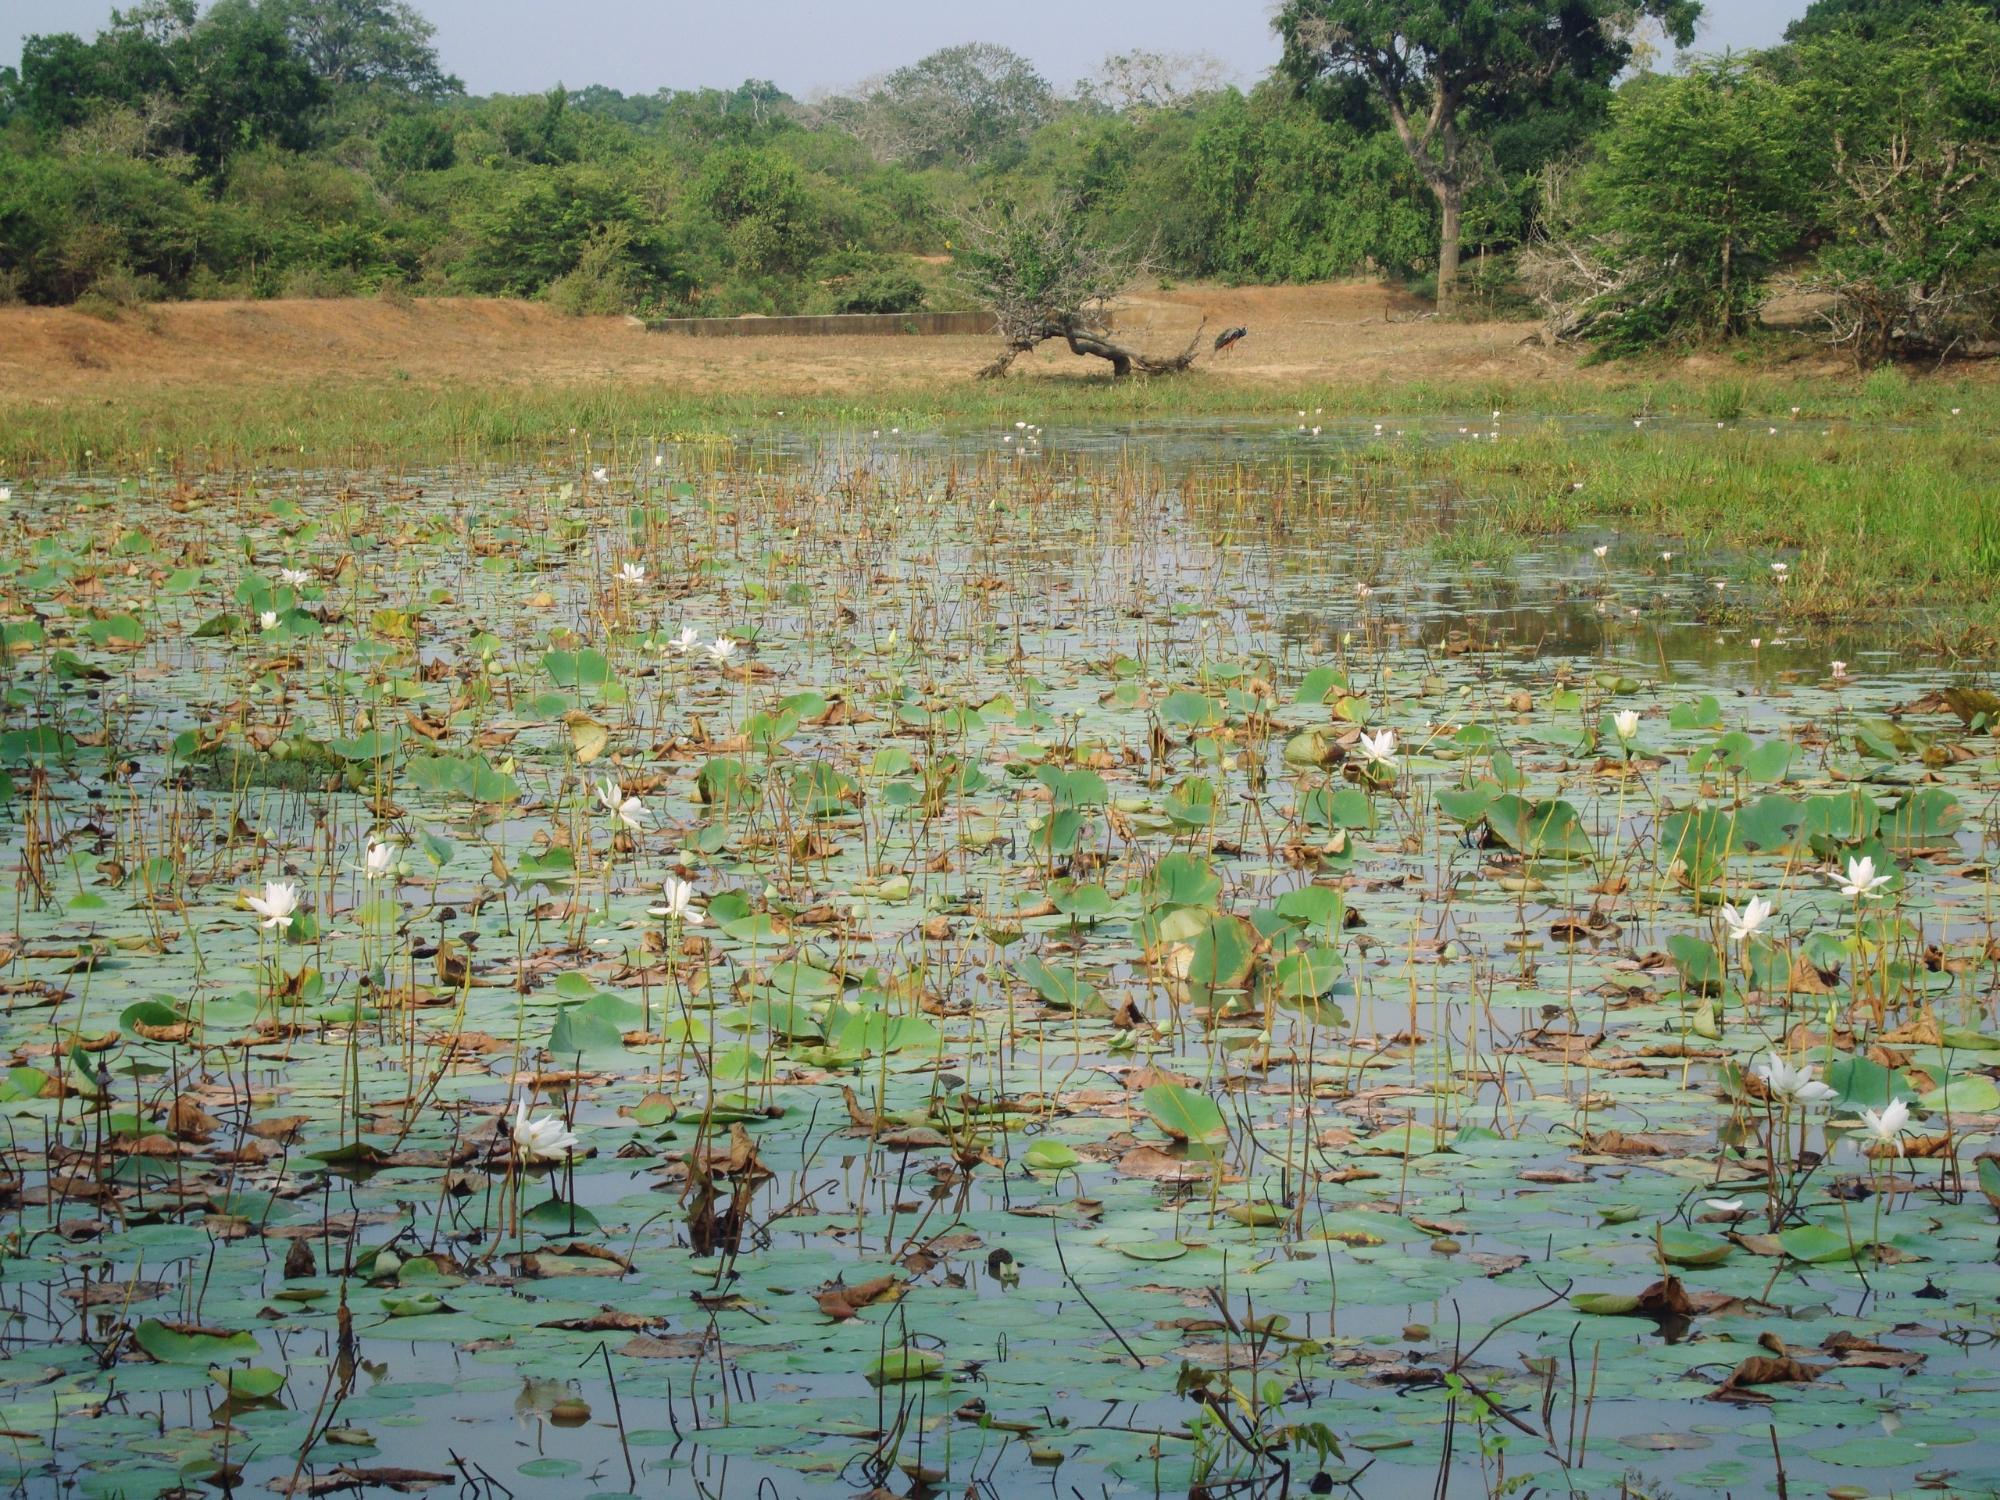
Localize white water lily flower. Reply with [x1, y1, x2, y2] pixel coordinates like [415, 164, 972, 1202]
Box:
[278, 567, 312, 588]
[708, 636, 738, 665]
[1592, 545, 1609, 559]
[618, 561, 646, 586]
[1612, 709, 1640, 740]
[596, 778, 647, 830]
[259, 610, 279, 631]
[1356, 728, 1397, 768]
[245, 880, 299, 930]
[591, 466, 608, 482]
[363, 841, 396, 878]
[1830, 659, 1848, 678]
[1754, 1052, 1836, 1105]
[647, 876, 706, 926]
[0, 487, 11, 502]
[1860, 1098, 1912, 1155]
[1659, 551, 1673, 563]
[1720, 896, 1774, 943]
[511, 1097, 580, 1163]
[1770, 562, 1788, 578]
[670, 625, 701, 654]
[1838, 855, 1891, 899]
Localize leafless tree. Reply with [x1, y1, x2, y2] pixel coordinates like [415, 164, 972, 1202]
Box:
[1083, 49, 1235, 112]
[953, 195, 1205, 379]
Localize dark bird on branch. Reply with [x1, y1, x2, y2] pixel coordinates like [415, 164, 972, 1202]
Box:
[1213, 326, 1248, 352]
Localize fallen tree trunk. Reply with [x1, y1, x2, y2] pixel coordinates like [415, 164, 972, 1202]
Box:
[976, 317, 1206, 380]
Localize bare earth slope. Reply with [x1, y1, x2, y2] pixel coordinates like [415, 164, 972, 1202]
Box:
[0, 283, 1567, 404]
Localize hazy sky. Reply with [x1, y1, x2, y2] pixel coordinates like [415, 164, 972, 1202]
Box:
[5, 1, 1815, 96]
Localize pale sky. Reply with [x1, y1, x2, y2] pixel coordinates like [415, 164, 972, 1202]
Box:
[6, 0, 1814, 96]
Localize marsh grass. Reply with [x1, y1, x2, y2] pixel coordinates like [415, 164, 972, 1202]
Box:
[1420, 417, 2000, 631]
[5, 369, 1993, 633]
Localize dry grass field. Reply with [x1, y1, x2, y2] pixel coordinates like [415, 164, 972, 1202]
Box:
[0, 281, 1578, 405]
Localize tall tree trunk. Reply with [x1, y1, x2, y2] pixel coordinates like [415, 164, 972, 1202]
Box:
[1435, 181, 1464, 313]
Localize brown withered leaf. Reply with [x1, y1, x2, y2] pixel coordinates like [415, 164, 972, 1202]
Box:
[539, 1309, 653, 1332]
[1117, 1146, 1220, 1183]
[167, 1098, 220, 1138]
[1822, 1331, 1926, 1370]
[274, 1465, 454, 1495]
[814, 1274, 900, 1321]
[1582, 1130, 1675, 1157]
[1709, 1354, 1829, 1403]
[618, 1332, 715, 1360]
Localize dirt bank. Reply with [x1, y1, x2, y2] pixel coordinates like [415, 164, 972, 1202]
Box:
[0, 282, 1582, 405]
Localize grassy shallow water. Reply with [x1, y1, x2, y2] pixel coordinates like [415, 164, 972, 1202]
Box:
[5, 369, 1994, 638]
[0, 419, 1998, 1498]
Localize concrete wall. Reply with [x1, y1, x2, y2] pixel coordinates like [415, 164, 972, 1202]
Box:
[645, 310, 1000, 339]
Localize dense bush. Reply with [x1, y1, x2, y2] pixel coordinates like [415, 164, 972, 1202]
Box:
[0, 0, 1993, 360]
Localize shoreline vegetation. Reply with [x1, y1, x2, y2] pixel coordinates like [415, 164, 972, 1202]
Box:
[3, 293, 1993, 645]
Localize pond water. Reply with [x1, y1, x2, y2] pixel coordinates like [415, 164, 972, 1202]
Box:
[0, 417, 1995, 1499]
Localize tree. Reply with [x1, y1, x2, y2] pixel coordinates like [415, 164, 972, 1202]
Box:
[261, 0, 461, 99]
[1589, 61, 1812, 344]
[1275, 0, 1702, 309]
[696, 146, 827, 278]
[16, 0, 322, 174]
[953, 194, 1203, 378]
[1083, 49, 1234, 112]
[1792, 6, 2000, 361]
[852, 43, 1055, 168]
[1786, 0, 2000, 40]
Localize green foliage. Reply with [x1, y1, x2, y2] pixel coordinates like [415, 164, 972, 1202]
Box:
[1789, 6, 2000, 362]
[1788, 0, 2000, 40]
[829, 256, 927, 314]
[0, 0, 1992, 354]
[1590, 60, 1814, 346]
[1274, 0, 1703, 302]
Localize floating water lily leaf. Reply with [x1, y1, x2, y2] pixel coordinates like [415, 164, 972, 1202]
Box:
[521, 1198, 601, 1235]
[866, 1348, 944, 1385]
[1140, 1083, 1228, 1145]
[1919, 1074, 2000, 1113]
[1826, 1055, 1915, 1110]
[547, 1000, 630, 1064]
[210, 1367, 285, 1400]
[1658, 1230, 1732, 1267]
[134, 1321, 258, 1365]
[1186, 914, 1257, 993]
[1014, 955, 1100, 1011]
[1023, 1141, 1082, 1172]
[1779, 1225, 1866, 1264]
[1112, 1239, 1189, 1261]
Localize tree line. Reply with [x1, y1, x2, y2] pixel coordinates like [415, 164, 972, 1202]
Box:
[1, 0, 1994, 363]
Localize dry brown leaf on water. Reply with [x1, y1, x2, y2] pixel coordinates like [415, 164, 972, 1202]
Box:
[1821, 1331, 1926, 1369]
[1116, 1146, 1218, 1182]
[1636, 1275, 1738, 1317]
[1709, 1353, 1830, 1403]
[273, 1466, 455, 1495]
[690, 1123, 769, 1178]
[1581, 1130, 1676, 1157]
[538, 1309, 654, 1331]
[167, 1098, 221, 1138]
[1123, 1064, 1197, 1091]
[875, 1127, 950, 1150]
[814, 1275, 901, 1321]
